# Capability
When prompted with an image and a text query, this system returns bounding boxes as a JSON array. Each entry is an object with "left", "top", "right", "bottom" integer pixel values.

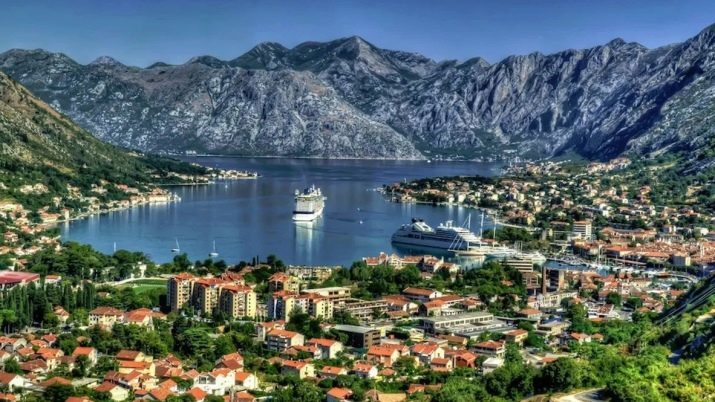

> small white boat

[
  {"left": 209, "top": 240, "right": 219, "bottom": 258},
  {"left": 171, "top": 238, "right": 181, "bottom": 253}
]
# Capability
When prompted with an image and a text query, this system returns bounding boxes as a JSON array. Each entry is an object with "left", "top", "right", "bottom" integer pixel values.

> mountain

[
  {"left": 1, "top": 24, "right": 715, "bottom": 162},
  {"left": 0, "top": 70, "right": 205, "bottom": 207}
]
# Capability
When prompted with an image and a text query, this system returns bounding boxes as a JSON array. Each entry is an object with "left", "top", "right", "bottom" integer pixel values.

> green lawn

[{"left": 117, "top": 278, "right": 167, "bottom": 295}]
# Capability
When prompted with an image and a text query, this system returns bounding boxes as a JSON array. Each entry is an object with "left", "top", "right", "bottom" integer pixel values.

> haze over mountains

[{"left": 1, "top": 23, "right": 714, "bottom": 161}]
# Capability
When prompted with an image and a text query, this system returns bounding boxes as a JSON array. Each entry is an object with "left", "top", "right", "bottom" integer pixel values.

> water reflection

[{"left": 60, "top": 157, "right": 503, "bottom": 265}]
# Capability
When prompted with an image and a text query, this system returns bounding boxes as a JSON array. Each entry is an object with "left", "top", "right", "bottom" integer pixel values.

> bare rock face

[{"left": 2, "top": 24, "right": 715, "bottom": 162}]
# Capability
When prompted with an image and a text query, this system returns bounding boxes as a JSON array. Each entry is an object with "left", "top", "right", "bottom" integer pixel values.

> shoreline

[{"left": 176, "top": 154, "right": 508, "bottom": 164}]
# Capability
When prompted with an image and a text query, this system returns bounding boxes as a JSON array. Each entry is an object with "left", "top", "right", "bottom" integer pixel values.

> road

[{"left": 553, "top": 388, "right": 607, "bottom": 402}]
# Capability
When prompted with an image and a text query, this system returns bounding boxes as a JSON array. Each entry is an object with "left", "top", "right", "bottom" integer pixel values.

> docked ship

[
  {"left": 292, "top": 185, "right": 326, "bottom": 222},
  {"left": 391, "top": 218, "right": 483, "bottom": 252}
]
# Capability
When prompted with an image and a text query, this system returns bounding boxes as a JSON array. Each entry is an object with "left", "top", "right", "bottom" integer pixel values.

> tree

[
  {"left": 524, "top": 332, "right": 546, "bottom": 349},
  {"left": 394, "top": 264, "right": 421, "bottom": 286},
  {"left": 44, "top": 384, "right": 75, "bottom": 402},
  {"left": 176, "top": 327, "right": 212, "bottom": 358},
  {"left": 537, "top": 358, "right": 581, "bottom": 393},
  {"left": 434, "top": 377, "right": 489, "bottom": 402},
  {"left": 605, "top": 292, "right": 622, "bottom": 307},
  {"left": 3, "top": 358, "right": 22, "bottom": 374}
]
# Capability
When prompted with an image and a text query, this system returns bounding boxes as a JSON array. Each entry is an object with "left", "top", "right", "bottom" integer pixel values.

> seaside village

[
  {"left": 0, "top": 184, "right": 176, "bottom": 267},
  {"left": 386, "top": 158, "right": 715, "bottom": 272},
  {"left": 0, "top": 158, "right": 707, "bottom": 401},
  {"left": 0, "top": 243, "right": 693, "bottom": 402}
]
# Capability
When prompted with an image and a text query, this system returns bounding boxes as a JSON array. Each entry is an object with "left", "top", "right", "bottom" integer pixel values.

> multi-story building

[
  {"left": 300, "top": 287, "right": 351, "bottom": 305},
  {"left": 218, "top": 285, "right": 257, "bottom": 318},
  {"left": 267, "top": 291, "right": 298, "bottom": 321},
  {"left": 168, "top": 273, "right": 257, "bottom": 318},
  {"left": 572, "top": 220, "right": 593, "bottom": 240},
  {"left": 268, "top": 290, "right": 334, "bottom": 321},
  {"left": 332, "top": 325, "right": 381, "bottom": 349},
  {"left": 89, "top": 307, "right": 125, "bottom": 329},
  {"left": 167, "top": 273, "right": 195, "bottom": 311},
  {"left": 268, "top": 272, "right": 300, "bottom": 293},
  {"left": 419, "top": 311, "right": 496, "bottom": 334},
  {"left": 548, "top": 269, "right": 566, "bottom": 291},
  {"left": 194, "top": 278, "right": 225, "bottom": 316},
  {"left": 296, "top": 293, "right": 334, "bottom": 320},
  {"left": 402, "top": 287, "right": 442, "bottom": 302},
  {"left": 336, "top": 299, "right": 389, "bottom": 323},
  {"left": 266, "top": 329, "right": 304, "bottom": 352}
]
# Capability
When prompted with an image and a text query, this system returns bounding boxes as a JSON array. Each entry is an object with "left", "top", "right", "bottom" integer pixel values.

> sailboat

[
  {"left": 209, "top": 240, "right": 219, "bottom": 258},
  {"left": 171, "top": 238, "right": 181, "bottom": 253},
  {"left": 485, "top": 218, "right": 517, "bottom": 258},
  {"left": 449, "top": 213, "right": 490, "bottom": 257}
]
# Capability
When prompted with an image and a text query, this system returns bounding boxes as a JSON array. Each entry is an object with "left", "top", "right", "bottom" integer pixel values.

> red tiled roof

[{"left": 327, "top": 388, "right": 352, "bottom": 400}]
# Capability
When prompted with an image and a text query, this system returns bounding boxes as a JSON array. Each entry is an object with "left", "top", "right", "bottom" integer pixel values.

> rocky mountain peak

[
  {"left": 186, "top": 55, "right": 227, "bottom": 68},
  {"left": 1, "top": 24, "right": 715, "bottom": 163},
  {"left": 89, "top": 55, "right": 124, "bottom": 67}
]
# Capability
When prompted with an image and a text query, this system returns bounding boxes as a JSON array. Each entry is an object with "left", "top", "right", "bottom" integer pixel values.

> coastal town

[
  {"left": 0, "top": 239, "right": 703, "bottom": 401},
  {"left": 0, "top": 158, "right": 709, "bottom": 401},
  {"left": 384, "top": 158, "right": 715, "bottom": 275},
  {"left": 0, "top": 166, "right": 258, "bottom": 270}
]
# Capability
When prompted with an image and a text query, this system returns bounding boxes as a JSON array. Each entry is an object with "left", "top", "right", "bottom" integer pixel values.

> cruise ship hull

[{"left": 292, "top": 205, "right": 324, "bottom": 222}]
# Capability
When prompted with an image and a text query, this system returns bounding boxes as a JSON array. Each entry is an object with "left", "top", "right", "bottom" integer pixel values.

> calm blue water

[{"left": 59, "top": 157, "right": 502, "bottom": 265}]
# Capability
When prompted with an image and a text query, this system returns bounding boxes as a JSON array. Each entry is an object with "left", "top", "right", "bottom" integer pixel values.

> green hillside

[{"left": 0, "top": 71, "right": 206, "bottom": 210}]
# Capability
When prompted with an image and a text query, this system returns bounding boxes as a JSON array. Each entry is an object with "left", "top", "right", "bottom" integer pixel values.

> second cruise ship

[{"left": 391, "top": 218, "right": 482, "bottom": 251}]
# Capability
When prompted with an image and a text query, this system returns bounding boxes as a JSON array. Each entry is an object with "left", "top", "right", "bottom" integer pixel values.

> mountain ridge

[{"left": 1, "top": 23, "right": 715, "bottom": 162}]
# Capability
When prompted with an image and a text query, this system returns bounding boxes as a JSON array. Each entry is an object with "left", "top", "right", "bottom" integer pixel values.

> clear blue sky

[{"left": 2, "top": 0, "right": 714, "bottom": 66}]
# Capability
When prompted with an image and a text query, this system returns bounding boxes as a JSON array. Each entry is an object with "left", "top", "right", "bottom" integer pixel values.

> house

[
  {"left": 410, "top": 343, "right": 444, "bottom": 366},
  {"left": 235, "top": 391, "right": 256, "bottom": 402},
  {"left": 147, "top": 387, "right": 173, "bottom": 401},
  {"left": 430, "top": 357, "right": 453, "bottom": 372},
  {"left": 402, "top": 287, "right": 442, "bottom": 302},
  {"left": 307, "top": 338, "right": 343, "bottom": 359},
  {"left": 281, "top": 360, "right": 314, "bottom": 379},
  {"left": 473, "top": 340, "right": 505, "bottom": 358},
  {"left": 365, "top": 390, "right": 407, "bottom": 402},
  {"left": 118, "top": 360, "right": 155, "bottom": 376},
  {"left": 235, "top": 371, "right": 259, "bottom": 390},
  {"left": 116, "top": 350, "right": 146, "bottom": 362},
  {"left": 40, "top": 377, "right": 71, "bottom": 389},
  {"left": 71, "top": 347, "right": 98, "bottom": 366},
  {"left": 0, "top": 338, "right": 26, "bottom": 352},
  {"left": 94, "top": 382, "right": 130, "bottom": 401},
  {"left": 450, "top": 350, "right": 477, "bottom": 368},
  {"left": 320, "top": 366, "right": 348, "bottom": 378},
  {"left": 481, "top": 357, "right": 504, "bottom": 374},
  {"left": 123, "top": 308, "right": 159, "bottom": 327},
  {"left": 66, "top": 397, "right": 92, "bottom": 402},
  {"left": 195, "top": 368, "right": 236, "bottom": 395},
  {"left": 517, "top": 308, "right": 543, "bottom": 321},
  {"left": 327, "top": 387, "right": 353, "bottom": 402},
  {"left": 54, "top": 307, "right": 70, "bottom": 324},
  {"left": 216, "top": 352, "right": 244, "bottom": 370},
  {"left": 504, "top": 329, "right": 529, "bottom": 344},
  {"left": 366, "top": 346, "right": 400, "bottom": 367},
  {"left": 266, "top": 329, "right": 304, "bottom": 352},
  {"left": 568, "top": 332, "right": 592, "bottom": 344},
  {"left": 186, "top": 387, "right": 207, "bottom": 402},
  {"left": 89, "top": 307, "right": 125, "bottom": 329},
  {"left": 351, "top": 363, "right": 378, "bottom": 379}
]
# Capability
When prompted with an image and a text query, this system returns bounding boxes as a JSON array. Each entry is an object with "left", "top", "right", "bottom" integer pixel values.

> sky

[{"left": 1, "top": 0, "right": 714, "bottom": 67}]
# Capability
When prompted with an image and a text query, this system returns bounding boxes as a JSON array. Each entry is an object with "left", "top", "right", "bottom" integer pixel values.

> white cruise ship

[
  {"left": 391, "top": 219, "right": 482, "bottom": 251},
  {"left": 292, "top": 185, "right": 326, "bottom": 222}
]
